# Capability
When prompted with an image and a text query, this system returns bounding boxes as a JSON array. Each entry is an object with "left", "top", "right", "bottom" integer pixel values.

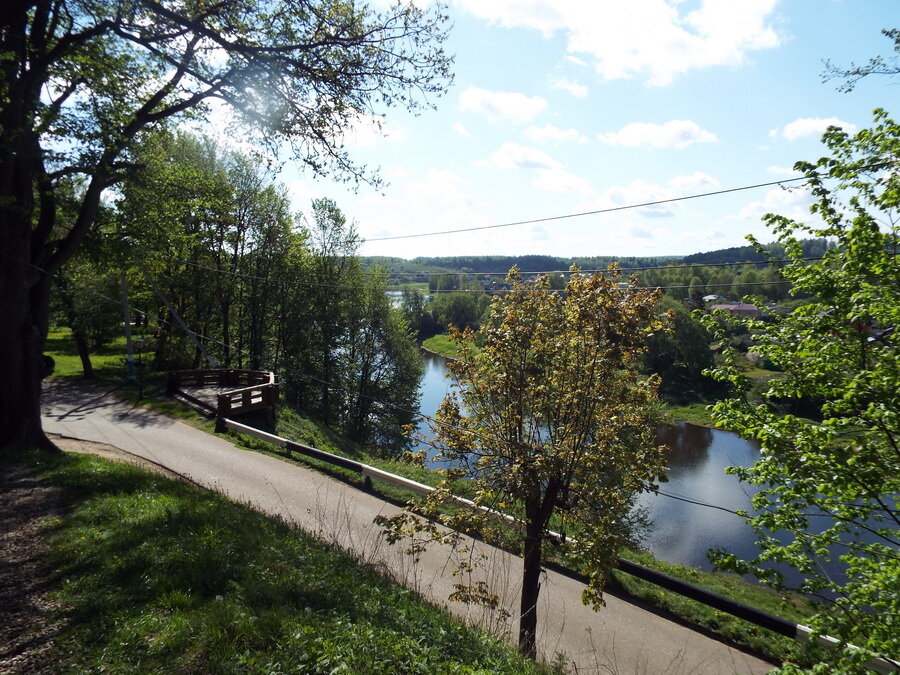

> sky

[{"left": 275, "top": 0, "right": 899, "bottom": 260}]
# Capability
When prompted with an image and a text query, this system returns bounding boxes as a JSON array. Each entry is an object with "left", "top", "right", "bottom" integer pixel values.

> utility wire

[
  {"left": 364, "top": 176, "right": 811, "bottom": 242},
  {"left": 363, "top": 160, "right": 893, "bottom": 242}
]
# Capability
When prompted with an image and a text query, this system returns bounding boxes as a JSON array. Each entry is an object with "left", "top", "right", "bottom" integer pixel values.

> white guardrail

[{"left": 223, "top": 418, "right": 899, "bottom": 673}]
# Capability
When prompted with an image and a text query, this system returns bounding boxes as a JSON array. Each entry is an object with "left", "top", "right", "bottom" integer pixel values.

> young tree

[
  {"left": 381, "top": 267, "right": 667, "bottom": 659},
  {"left": 703, "top": 110, "right": 900, "bottom": 672},
  {"left": 0, "top": 0, "right": 451, "bottom": 453}
]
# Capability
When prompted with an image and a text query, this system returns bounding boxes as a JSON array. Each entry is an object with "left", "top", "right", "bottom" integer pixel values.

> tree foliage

[
  {"left": 702, "top": 110, "right": 900, "bottom": 672},
  {"left": 0, "top": 0, "right": 451, "bottom": 452},
  {"left": 109, "top": 137, "right": 422, "bottom": 452},
  {"left": 380, "top": 267, "right": 667, "bottom": 659}
]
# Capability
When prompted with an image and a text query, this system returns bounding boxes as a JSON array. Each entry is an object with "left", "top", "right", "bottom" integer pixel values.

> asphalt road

[{"left": 41, "top": 380, "right": 774, "bottom": 674}]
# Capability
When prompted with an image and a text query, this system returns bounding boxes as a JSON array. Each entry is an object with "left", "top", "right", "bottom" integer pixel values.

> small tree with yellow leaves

[{"left": 380, "top": 266, "right": 667, "bottom": 659}]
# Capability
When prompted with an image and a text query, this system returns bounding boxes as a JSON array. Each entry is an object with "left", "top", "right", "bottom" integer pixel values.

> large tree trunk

[
  {"left": 518, "top": 482, "right": 560, "bottom": 660},
  {"left": 0, "top": 249, "right": 59, "bottom": 454}
]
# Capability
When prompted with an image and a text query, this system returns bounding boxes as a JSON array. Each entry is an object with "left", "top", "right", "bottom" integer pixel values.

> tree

[
  {"left": 428, "top": 291, "right": 484, "bottom": 332},
  {"left": 0, "top": 0, "right": 451, "bottom": 453},
  {"left": 343, "top": 270, "right": 423, "bottom": 453},
  {"left": 703, "top": 110, "right": 900, "bottom": 672},
  {"left": 380, "top": 267, "right": 667, "bottom": 659},
  {"left": 823, "top": 28, "right": 899, "bottom": 92},
  {"left": 644, "top": 295, "right": 715, "bottom": 392}
]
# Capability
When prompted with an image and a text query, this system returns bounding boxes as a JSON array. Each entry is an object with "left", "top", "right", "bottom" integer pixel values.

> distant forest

[{"left": 363, "top": 239, "right": 834, "bottom": 287}]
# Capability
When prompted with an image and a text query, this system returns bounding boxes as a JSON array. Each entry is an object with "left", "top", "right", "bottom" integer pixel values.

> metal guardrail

[{"left": 223, "top": 418, "right": 899, "bottom": 673}]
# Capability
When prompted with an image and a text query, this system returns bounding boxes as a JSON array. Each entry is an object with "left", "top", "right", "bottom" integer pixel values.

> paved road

[{"left": 42, "top": 380, "right": 774, "bottom": 674}]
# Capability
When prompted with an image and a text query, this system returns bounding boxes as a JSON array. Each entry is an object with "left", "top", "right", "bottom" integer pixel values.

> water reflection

[
  {"left": 413, "top": 351, "right": 456, "bottom": 464},
  {"left": 636, "top": 422, "right": 762, "bottom": 572},
  {"left": 412, "top": 351, "right": 848, "bottom": 584}
]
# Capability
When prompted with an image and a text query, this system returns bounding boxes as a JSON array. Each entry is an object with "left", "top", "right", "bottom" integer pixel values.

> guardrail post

[
  {"left": 165, "top": 371, "right": 178, "bottom": 395},
  {"left": 216, "top": 394, "right": 231, "bottom": 432}
]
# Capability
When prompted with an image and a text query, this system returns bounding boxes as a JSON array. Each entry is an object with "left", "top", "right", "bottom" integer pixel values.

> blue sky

[{"left": 278, "top": 0, "right": 898, "bottom": 259}]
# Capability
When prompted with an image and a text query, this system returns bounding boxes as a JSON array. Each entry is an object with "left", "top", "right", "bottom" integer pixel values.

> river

[{"left": 414, "top": 350, "right": 778, "bottom": 576}]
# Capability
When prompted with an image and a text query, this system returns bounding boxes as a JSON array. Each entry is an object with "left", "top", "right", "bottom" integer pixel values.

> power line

[{"left": 364, "top": 176, "right": 811, "bottom": 242}]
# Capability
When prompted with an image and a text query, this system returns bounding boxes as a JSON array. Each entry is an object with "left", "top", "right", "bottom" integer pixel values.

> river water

[{"left": 413, "top": 351, "right": 766, "bottom": 574}]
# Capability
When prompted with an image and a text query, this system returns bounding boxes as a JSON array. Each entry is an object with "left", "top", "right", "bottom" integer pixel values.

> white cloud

[
  {"left": 734, "top": 185, "right": 813, "bottom": 221},
  {"left": 779, "top": 117, "right": 858, "bottom": 141},
  {"left": 477, "top": 142, "right": 561, "bottom": 170},
  {"left": 668, "top": 171, "right": 719, "bottom": 191},
  {"left": 342, "top": 114, "right": 408, "bottom": 148},
  {"left": 356, "top": 169, "right": 488, "bottom": 246},
  {"left": 551, "top": 78, "right": 588, "bottom": 98},
  {"left": 524, "top": 123, "right": 587, "bottom": 144},
  {"left": 458, "top": 86, "right": 547, "bottom": 124},
  {"left": 585, "top": 179, "right": 678, "bottom": 217},
  {"left": 452, "top": 122, "right": 472, "bottom": 137},
  {"left": 767, "top": 165, "right": 799, "bottom": 176},
  {"left": 477, "top": 142, "right": 593, "bottom": 196},
  {"left": 598, "top": 120, "right": 718, "bottom": 149},
  {"left": 565, "top": 55, "right": 589, "bottom": 67},
  {"left": 531, "top": 167, "right": 594, "bottom": 196},
  {"left": 454, "top": 0, "right": 781, "bottom": 86},
  {"left": 629, "top": 224, "right": 653, "bottom": 238},
  {"left": 284, "top": 178, "right": 316, "bottom": 210}
]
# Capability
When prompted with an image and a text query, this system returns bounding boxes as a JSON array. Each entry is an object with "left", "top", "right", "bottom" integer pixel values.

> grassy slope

[
  {"left": 44, "top": 329, "right": 809, "bottom": 665},
  {"left": 13, "top": 451, "right": 540, "bottom": 674}
]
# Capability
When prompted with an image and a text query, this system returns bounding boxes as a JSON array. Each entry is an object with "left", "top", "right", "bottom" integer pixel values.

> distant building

[
  {"left": 702, "top": 294, "right": 720, "bottom": 302},
  {"left": 710, "top": 303, "right": 761, "bottom": 317}
]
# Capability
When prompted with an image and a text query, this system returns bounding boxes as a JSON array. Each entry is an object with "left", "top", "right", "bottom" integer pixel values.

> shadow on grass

[{"left": 29, "top": 453, "right": 537, "bottom": 673}]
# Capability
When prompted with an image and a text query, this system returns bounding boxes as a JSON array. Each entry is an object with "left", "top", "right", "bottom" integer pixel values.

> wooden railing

[{"left": 166, "top": 369, "right": 278, "bottom": 428}]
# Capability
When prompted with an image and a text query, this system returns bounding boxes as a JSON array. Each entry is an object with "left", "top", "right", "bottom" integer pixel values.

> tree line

[{"left": 54, "top": 130, "right": 422, "bottom": 453}]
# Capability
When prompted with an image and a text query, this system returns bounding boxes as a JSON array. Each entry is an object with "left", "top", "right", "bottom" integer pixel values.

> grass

[
  {"left": 45, "top": 329, "right": 135, "bottom": 380},
  {"left": 421, "top": 334, "right": 476, "bottom": 359},
  {"left": 12, "top": 451, "right": 542, "bottom": 674},
  {"left": 606, "top": 550, "right": 809, "bottom": 665},
  {"left": 661, "top": 400, "right": 720, "bottom": 428}
]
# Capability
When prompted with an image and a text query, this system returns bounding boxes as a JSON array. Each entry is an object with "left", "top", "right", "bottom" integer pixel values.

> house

[{"left": 709, "top": 303, "right": 761, "bottom": 318}]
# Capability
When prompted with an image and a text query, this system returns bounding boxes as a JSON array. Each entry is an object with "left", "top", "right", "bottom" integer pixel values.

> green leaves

[{"left": 704, "top": 111, "right": 900, "bottom": 672}]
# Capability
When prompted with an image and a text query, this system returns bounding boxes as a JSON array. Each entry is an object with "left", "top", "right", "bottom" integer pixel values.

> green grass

[
  {"left": 391, "top": 282, "right": 429, "bottom": 292},
  {"left": 661, "top": 400, "right": 720, "bottom": 428},
  {"left": 605, "top": 550, "right": 809, "bottom": 665},
  {"left": 44, "top": 329, "right": 135, "bottom": 380},
  {"left": 422, "top": 334, "right": 480, "bottom": 359},
  {"left": 13, "top": 451, "right": 541, "bottom": 674}
]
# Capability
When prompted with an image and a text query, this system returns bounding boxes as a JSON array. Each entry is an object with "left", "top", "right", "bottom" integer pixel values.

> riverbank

[
  {"left": 421, "top": 334, "right": 467, "bottom": 359},
  {"left": 661, "top": 400, "right": 721, "bottom": 428},
  {"left": 423, "top": 334, "right": 722, "bottom": 428}
]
